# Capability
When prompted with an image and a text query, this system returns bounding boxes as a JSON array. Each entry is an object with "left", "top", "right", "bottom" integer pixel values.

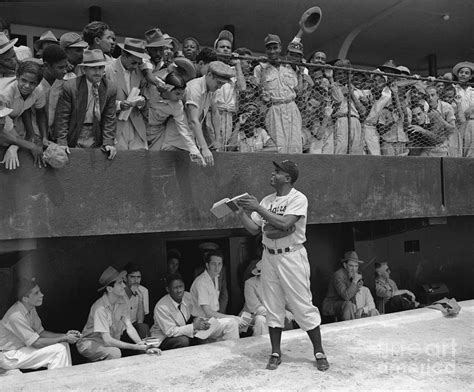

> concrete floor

[{"left": 2, "top": 300, "right": 473, "bottom": 391}]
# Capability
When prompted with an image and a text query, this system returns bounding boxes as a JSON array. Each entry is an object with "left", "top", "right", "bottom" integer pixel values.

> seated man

[
  {"left": 374, "top": 262, "right": 419, "bottom": 314},
  {"left": 322, "top": 251, "right": 365, "bottom": 321},
  {"left": 0, "top": 277, "right": 80, "bottom": 371},
  {"left": 76, "top": 266, "right": 160, "bottom": 361},
  {"left": 150, "top": 273, "right": 210, "bottom": 350},
  {"left": 190, "top": 249, "right": 243, "bottom": 340},
  {"left": 354, "top": 281, "right": 379, "bottom": 318},
  {"left": 194, "top": 242, "right": 228, "bottom": 313},
  {"left": 241, "top": 261, "right": 296, "bottom": 336},
  {"left": 122, "top": 263, "right": 150, "bottom": 340}
]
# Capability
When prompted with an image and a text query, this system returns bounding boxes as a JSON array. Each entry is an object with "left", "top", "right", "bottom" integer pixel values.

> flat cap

[
  {"left": 264, "top": 34, "right": 281, "bottom": 46},
  {"left": 60, "top": 32, "right": 88, "bottom": 49},
  {"left": 208, "top": 61, "right": 234, "bottom": 80}
]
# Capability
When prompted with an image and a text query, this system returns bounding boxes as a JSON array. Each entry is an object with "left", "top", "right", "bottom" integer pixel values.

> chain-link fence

[{"left": 210, "top": 55, "right": 473, "bottom": 158}]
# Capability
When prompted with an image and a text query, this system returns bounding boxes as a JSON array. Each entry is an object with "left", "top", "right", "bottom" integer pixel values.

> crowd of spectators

[{"left": 1, "top": 18, "right": 473, "bottom": 171}]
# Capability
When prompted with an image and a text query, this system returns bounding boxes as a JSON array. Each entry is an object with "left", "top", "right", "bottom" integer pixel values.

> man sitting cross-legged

[
  {"left": 150, "top": 273, "right": 211, "bottom": 350},
  {"left": 0, "top": 277, "right": 80, "bottom": 371},
  {"left": 76, "top": 266, "right": 160, "bottom": 361},
  {"left": 190, "top": 249, "right": 245, "bottom": 341}
]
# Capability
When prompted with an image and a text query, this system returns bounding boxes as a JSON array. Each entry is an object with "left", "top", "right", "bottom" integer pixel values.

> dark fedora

[
  {"left": 144, "top": 28, "right": 172, "bottom": 48},
  {"left": 341, "top": 251, "right": 364, "bottom": 264}
]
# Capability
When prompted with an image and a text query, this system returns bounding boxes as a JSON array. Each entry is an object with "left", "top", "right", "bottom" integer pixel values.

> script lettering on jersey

[{"left": 268, "top": 204, "right": 286, "bottom": 216}]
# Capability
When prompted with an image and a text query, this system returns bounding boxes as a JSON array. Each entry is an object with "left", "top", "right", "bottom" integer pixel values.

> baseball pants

[{"left": 261, "top": 246, "right": 321, "bottom": 331}]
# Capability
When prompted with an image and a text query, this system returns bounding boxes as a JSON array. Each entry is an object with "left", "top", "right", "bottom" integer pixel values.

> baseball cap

[
  {"left": 264, "top": 34, "right": 281, "bottom": 46},
  {"left": 273, "top": 160, "right": 299, "bottom": 183},
  {"left": 287, "top": 40, "right": 304, "bottom": 55},
  {"left": 60, "top": 32, "right": 88, "bottom": 49}
]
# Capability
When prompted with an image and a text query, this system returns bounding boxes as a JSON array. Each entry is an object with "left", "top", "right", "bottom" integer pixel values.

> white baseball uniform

[{"left": 251, "top": 188, "right": 321, "bottom": 331}]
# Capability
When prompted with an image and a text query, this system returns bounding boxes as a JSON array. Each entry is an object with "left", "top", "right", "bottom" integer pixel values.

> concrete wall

[{"left": 2, "top": 150, "right": 471, "bottom": 241}]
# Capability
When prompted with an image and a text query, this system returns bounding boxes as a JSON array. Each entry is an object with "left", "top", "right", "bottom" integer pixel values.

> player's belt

[{"left": 263, "top": 244, "right": 303, "bottom": 255}]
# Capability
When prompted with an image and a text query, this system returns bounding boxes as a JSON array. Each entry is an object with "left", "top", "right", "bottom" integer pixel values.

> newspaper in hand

[
  {"left": 210, "top": 193, "right": 250, "bottom": 219},
  {"left": 118, "top": 87, "right": 141, "bottom": 121}
]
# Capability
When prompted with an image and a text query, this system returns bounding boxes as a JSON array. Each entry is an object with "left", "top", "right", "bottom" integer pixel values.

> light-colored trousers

[
  {"left": 261, "top": 246, "right": 321, "bottom": 331},
  {"left": 0, "top": 342, "right": 71, "bottom": 370},
  {"left": 76, "top": 338, "right": 121, "bottom": 362},
  {"left": 334, "top": 116, "right": 364, "bottom": 155},
  {"left": 210, "top": 318, "right": 240, "bottom": 341}
]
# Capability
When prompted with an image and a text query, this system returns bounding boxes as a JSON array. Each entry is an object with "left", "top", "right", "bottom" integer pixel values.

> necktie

[
  {"left": 92, "top": 83, "right": 101, "bottom": 121},
  {"left": 178, "top": 303, "right": 187, "bottom": 324}
]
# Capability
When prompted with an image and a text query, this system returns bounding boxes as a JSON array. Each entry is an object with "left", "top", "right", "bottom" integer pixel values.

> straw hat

[
  {"left": 452, "top": 61, "right": 474, "bottom": 77},
  {"left": 79, "top": 49, "right": 107, "bottom": 67},
  {"left": 34, "top": 30, "right": 59, "bottom": 52},
  {"left": 0, "top": 32, "right": 18, "bottom": 55},
  {"left": 118, "top": 37, "right": 150, "bottom": 59}
]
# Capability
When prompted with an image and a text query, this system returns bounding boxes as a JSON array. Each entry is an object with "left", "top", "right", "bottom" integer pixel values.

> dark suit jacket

[{"left": 54, "top": 75, "right": 117, "bottom": 147}]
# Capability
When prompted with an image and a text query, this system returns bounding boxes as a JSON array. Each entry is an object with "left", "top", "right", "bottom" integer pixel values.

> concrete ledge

[
  {"left": 3, "top": 300, "right": 473, "bottom": 391},
  {"left": 1, "top": 149, "right": 465, "bottom": 240}
]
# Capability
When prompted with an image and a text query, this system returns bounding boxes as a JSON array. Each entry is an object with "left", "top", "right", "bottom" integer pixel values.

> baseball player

[{"left": 237, "top": 160, "right": 329, "bottom": 371}]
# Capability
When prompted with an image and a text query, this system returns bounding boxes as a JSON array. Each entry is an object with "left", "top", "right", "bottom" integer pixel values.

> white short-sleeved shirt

[
  {"left": 190, "top": 270, "right": 220, "bottom": 318},
  {"left": 251, "top": 187, "right": 308, "bottom": 248},
  {"left": 185, "top": 76, "right": 212, "bottom": 122},
  {"left": 0, "top": 80, "right": 46, "bottom": 119},
  {"left": 0, "top": 302, "right": 44, "bottom": 351},
  {"left": 81, "top": 293, "right": 129, "bottom": 341}
]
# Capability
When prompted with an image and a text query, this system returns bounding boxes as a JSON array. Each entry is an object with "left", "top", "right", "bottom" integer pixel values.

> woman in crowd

[{"left": 182, "top": 37, "right": 200, "bottom": 63}]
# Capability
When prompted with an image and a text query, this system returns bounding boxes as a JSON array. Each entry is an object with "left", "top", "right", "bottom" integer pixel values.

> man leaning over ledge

[
  {"left": 54, "top": 49, "right": 117, "bottom": 160},
  {"left": 0, "top": 278, "right": 80, "bottom": 371}
]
